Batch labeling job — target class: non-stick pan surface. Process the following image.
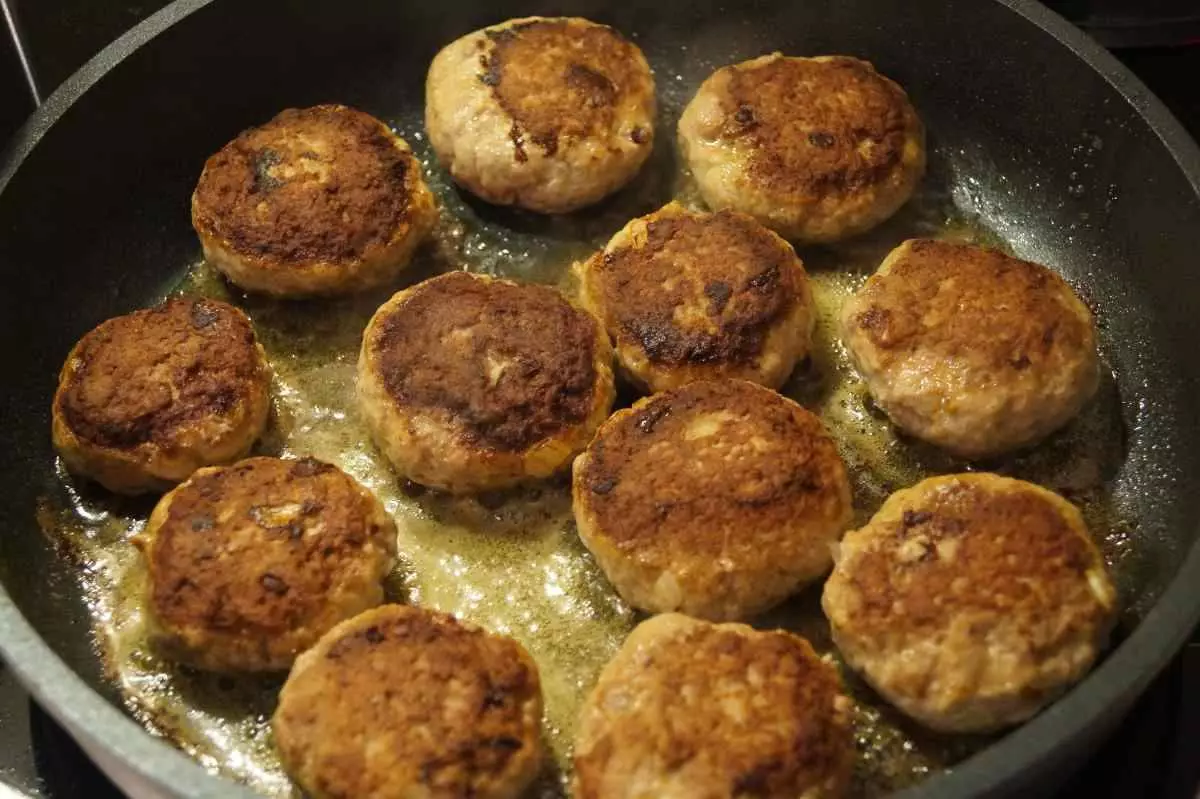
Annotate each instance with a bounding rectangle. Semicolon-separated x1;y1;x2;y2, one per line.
1;1;1199;797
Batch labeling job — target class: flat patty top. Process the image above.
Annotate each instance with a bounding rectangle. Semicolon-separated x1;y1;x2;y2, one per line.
148;457;392;638
479;18;653;160
276;604;541;797
578;380;847;560
714;55;918;199
57;297;266;451
588;207;805;366
577;617;849;797
368;272;601;452
192;105;421;263
846;239;1095;374
836;475;1111;641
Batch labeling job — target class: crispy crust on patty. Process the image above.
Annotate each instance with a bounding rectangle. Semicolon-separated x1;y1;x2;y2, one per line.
191;105;435;295
847;239;1094;373
822;473;1116;732
678;54;925;242
574;613;853;799
371;272;600;451
424;17;655;213
139;456;396;672
482;18;654;160
829;475;1110;638
578;203;813;391
573;379;851;620
273;604;543;799
720;56;916;199
841;239;1100;458
51;297;271;494
358;271;615;492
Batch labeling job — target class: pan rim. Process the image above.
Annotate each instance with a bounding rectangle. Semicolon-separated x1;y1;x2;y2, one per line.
0;4;259;796
0;0;1198;797
892;2;1200;795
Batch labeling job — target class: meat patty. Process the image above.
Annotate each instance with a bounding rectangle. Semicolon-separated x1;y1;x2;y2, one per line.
192;104;436;296
678;53;925;242
273;604;543;799
574;613;853;799
573;379;852;620
841;239;1100;459
577;202;814;392
822;473;1117;733
51;297;271;494
425;17;656;213
136;456;397;672
357;271;615;493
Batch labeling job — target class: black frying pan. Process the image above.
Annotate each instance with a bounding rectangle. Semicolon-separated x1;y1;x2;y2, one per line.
1;0;1199;797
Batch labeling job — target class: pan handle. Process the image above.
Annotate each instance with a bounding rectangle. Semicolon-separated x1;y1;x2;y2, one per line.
0;0;39;106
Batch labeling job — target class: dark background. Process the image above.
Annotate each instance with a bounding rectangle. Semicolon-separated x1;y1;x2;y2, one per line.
0;1;1197;797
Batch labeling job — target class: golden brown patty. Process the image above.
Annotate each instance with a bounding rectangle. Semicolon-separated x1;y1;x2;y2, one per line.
822;473;1116;732
841;239;1099;459
425;17;655;213
574;613;853;799
137;456;396;673
273;604;543;799
51;297;271;495
573;379;852;620
577;203;814;392
485;19;650;156
678;54;925;242
192;104;435;296
358;271;615;492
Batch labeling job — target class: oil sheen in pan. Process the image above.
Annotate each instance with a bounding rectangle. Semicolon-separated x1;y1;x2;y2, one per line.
38;105;1136;797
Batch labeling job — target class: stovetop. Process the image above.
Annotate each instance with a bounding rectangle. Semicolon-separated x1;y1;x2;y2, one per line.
0;2;1198;797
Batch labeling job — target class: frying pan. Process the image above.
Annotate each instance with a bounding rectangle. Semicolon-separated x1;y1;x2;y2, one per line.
1;0;1199;797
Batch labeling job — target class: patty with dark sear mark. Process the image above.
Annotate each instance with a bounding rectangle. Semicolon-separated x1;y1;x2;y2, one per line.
573;379;852;620
841;238;1100;459
425;17;656;213
823;473;1117;733
51;297;272;495
578;202;813;392
137;456;397;673
192;104;436;296
574;613;854;799
273;604;543;799
679;54;925;242
358;271;615;492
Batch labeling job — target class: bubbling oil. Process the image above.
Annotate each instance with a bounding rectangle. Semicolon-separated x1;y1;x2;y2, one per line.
38;124;1134;798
